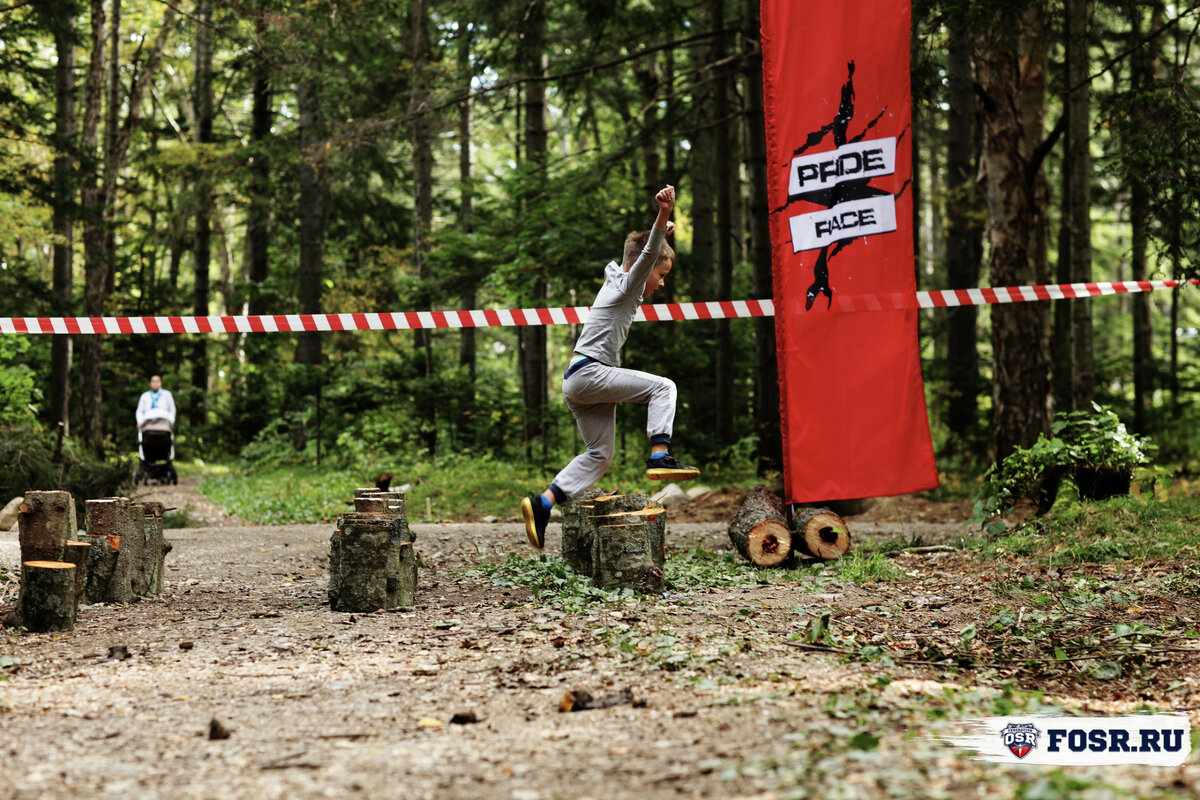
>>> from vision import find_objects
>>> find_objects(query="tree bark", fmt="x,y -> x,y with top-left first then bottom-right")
727,487 -> 791,567
743,0 -> 781,476
711,0 -> 735,450
1129,1 -> 1160,433
560,487 -> 607,577
976,5 -> 1053,462
328,512 -> 417,612
17,491 -> 78,564
456,22 -> 477,448
519,2 -> 548,460
944,5 -> 983,443
192,0 -> 214,429
295,78 -> 326,367
246,11 -> 272,316
18,562 -> 77,633
48,5 -> 77,434
1067,0 -> 1095,411
411,0 -> 437,455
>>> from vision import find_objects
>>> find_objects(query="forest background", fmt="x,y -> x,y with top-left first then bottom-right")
1,0 -> 1199,510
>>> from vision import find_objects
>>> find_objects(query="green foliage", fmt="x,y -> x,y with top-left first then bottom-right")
0,337 -> 38,425
472,553 -> 636,614
973,404 -> 1155,523
0,427 -> 131,517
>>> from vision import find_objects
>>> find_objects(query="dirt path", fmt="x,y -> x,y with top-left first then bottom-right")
1,486 -> 1197,799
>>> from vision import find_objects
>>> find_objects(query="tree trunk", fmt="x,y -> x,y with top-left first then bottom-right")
63,540 -> 93,609
976,6 -> 1053,462
48,6 -> 77,434
192,0 -> 214,429
1067,0 -> 1095,411
711,0 -> 735,450
944,5 -> 983,444
410,0 -> 437,455
295,78 -> 325,368
456,22 -> 477,448
590,495 -> 665,593
246,12 -> 272,316
792,506 -> 851,560
728,487 -> 791,567
743,0 -> 781,476
519,3 -> 548,460
1129,2 -> 1160,433
77,0 -> 107,450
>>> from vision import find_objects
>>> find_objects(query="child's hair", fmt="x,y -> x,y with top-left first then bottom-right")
621,230 -> 675,271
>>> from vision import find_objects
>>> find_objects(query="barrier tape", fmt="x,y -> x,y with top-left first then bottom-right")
0,280 -> 1194,335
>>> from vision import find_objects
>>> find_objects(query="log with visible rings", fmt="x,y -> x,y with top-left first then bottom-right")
727,487 -> 793,567
18,561 -> 77,632
792,506 -> 851,560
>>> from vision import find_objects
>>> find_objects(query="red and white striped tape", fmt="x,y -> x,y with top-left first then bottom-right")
0,280 -> 1192,335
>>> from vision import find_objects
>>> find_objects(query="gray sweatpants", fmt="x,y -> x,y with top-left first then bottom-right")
550,362 -> 677,501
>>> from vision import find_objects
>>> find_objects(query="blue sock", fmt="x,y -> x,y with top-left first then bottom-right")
539,494 -> 553,511
649,452 -> 669,460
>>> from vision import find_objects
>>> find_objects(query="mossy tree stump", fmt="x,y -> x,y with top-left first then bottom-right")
140,502 -> 167,595
728,487 -> 793,567
560,487 -> 608,577
18,561 -> 77,632
62,541 -> 92,609
329,510 -> 416,612
587,493 -> 666,593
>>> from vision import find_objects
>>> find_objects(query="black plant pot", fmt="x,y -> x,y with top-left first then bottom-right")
1073,467 -> 1132,501
1033,467 -> 1067,515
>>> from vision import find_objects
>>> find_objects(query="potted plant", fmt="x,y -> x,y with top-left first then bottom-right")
974,404 -> 1154,523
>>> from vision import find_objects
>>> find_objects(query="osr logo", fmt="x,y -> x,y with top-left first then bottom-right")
1000,722 -> 1041,759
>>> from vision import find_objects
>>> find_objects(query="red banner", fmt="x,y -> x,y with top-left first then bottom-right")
761,0 -> 938,503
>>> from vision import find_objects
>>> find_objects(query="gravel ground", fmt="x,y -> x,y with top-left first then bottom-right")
1,490 -> 1197,799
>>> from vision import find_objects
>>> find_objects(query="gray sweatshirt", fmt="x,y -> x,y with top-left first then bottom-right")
572,226 -> 666,368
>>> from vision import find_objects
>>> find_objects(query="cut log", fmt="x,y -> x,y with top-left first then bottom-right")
590,493 -> 650,516
792,506 -> 851,560
560,487 -> 608,576
18,561 -> 76,632
354,487 -> 382,498
17,490 -> 77,563
728,487 -> 792,567
328,512 -> 416,612
592,522 -> 665,593
62,541 -> 92,610
354,497 -> 390,513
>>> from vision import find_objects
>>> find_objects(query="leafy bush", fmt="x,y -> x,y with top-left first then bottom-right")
974,404 -> 1155,525
0,427 -> 131,521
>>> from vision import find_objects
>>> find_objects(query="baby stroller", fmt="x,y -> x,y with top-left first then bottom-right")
136,417 -> 178,485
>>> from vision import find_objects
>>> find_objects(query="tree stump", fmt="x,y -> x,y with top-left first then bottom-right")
354,497 -> 389,513
328,512 -> 416,612
728,487 -> 793,567
140,503 -> 167,596
592,506 -> 665,568
17,490 -> 77,563
125,503 -> 149,596
84,499 -> 136,603
792,506 -> 851,560
593,522 -> 665,593
560,488 -> 607,576
18,561 -> 77,632
62,541 -> 92,610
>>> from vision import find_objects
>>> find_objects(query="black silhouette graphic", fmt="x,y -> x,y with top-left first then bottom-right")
773,61 -> 910,310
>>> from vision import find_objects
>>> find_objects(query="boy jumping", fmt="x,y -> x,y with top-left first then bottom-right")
521,185 -> 699,548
